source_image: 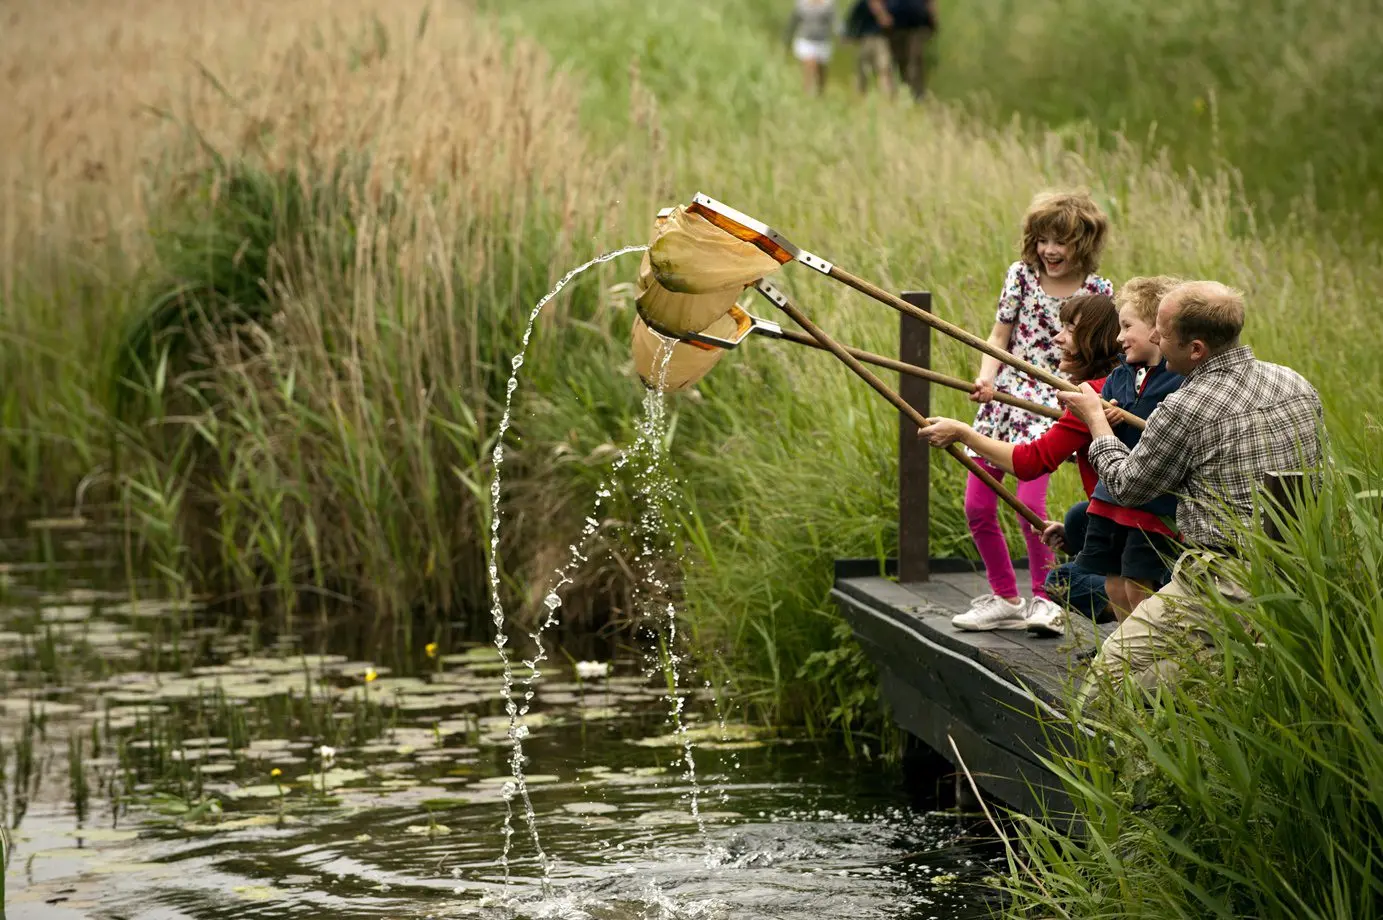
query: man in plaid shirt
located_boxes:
[1058,280,1323,698]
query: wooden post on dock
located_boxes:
[898,292,932,584]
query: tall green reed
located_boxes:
[1004,461,1383,918]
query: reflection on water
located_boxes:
[0,527,1001,920]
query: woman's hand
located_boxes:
[917,417,972,448]
[970,377,996,403]
[1041,520,1068,551]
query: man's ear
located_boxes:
[1189,339,1211,362]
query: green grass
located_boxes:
[928,0,1383,236]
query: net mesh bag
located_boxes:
[637,206,780,337]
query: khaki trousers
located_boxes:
[1078,550,1249,703]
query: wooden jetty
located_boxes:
[831,294,1114,818]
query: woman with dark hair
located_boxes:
[918,291,1122,634]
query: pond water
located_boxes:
[0,525,1002,920]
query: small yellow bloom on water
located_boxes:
[425,642,438,659]
[270,768,282,778]
[365,667,378,683]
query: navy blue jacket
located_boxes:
[1091,357,1184,519]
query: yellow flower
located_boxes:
[1193,96,1206,114]
[270,768,282,778]
[365,667,378,683]
[425,642,438,659]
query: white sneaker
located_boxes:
[1025,596,1068,637]
[952,594,1028,631]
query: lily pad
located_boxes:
[40,605,93,623]
[294,767,369,790]
[226,785,290,800]
[406,823,452,836]
[420,797,471,809]
[194,763,239,775]
[439,647,500,665]
[246,738,297,752]
[562,802,619,815]
[626,723,771,748]
[186,814,302,832]
[103,599,193,619]
[474,773,561,787]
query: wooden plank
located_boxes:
[831,568,1110,821]
[840,590,1075,759]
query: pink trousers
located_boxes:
[964,459,1053,600]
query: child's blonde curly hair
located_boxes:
[1116,275,1185,326]
[1020,189,1109,277]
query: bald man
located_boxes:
[1058,281,1324,699]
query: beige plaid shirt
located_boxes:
[1087,346,1324,550]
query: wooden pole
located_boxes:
[826,265,1146,432]
[774,328,1061,421]
[898,293,931,584]
[771,295,1048,532]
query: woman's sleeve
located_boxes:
[1011,412,1093,479]
[995,261,1024,325]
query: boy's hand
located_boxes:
[970,377,996,403]
[1041,520,1068,552]
[1102,398,1124,427]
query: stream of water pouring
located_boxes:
[486,245,647,890]
[627,346,713,850]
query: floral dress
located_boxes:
[971,260,1114,448]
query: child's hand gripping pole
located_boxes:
[686,194,1145,432]
[757,283,1047,532]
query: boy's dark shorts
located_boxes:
[1075,513,1180,586]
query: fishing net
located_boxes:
[637,206,781,336]
[630,206,780,391]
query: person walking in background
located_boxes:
[953,189,1113,630]
[845,0,895,95]
[786,0,839,96]
[882,0,935,99]
[844,0,936,98]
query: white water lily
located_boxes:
[318,745,337,764]
[575,661,610,681]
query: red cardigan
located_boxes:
[1010,376,1104,496]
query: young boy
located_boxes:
[1043,500,1113,624]
[1077,276,1187,619]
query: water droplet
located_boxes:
[500,781,517,800]
[543,592,562,611]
